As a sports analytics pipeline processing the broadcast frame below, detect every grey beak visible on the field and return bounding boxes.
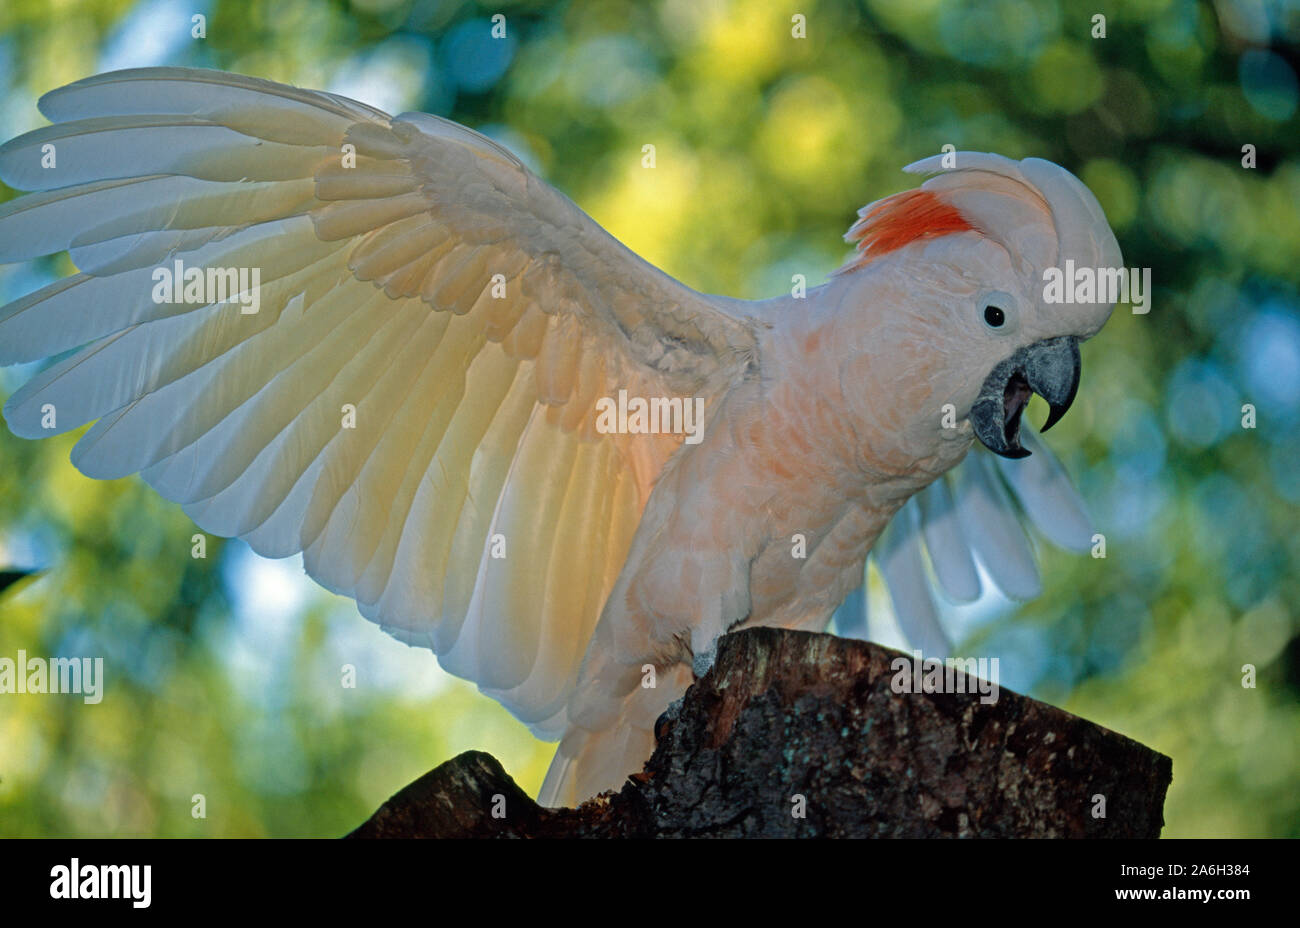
[970,336,1081,458]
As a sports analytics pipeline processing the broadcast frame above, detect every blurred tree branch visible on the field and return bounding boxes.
[0,568,37,595]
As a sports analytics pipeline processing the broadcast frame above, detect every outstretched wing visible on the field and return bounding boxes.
[0,67,758,736]
[833,431,1094,655]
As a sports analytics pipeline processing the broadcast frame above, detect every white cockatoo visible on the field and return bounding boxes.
[0,69,1121,807]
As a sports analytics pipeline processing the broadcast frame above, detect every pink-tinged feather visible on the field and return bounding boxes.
[836,189,976,273]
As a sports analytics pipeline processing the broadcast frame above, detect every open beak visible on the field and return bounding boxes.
[969,336,1081,459]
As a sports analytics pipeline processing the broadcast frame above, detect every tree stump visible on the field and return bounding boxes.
[348,627,1172,838]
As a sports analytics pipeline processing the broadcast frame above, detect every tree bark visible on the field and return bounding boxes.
[348,627,1172,838]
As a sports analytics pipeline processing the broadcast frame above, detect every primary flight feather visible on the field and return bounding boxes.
[0,68,1121,807]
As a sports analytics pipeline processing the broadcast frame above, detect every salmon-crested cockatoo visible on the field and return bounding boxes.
[0,69,1121,807]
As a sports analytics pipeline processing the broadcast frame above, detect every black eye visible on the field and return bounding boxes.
[983,305,1005,328]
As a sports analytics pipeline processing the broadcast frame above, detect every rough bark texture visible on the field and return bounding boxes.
[348,628,1172,838]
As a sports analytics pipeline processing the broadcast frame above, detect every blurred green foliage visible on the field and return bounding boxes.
[0,0,1297,837]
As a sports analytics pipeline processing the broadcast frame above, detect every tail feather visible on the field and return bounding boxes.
[537,663,692,808]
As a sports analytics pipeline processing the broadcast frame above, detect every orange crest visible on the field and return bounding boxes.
[835,189,975,274]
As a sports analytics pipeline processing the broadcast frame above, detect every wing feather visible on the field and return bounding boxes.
[835,439,1095,654]
[0,67,758,733]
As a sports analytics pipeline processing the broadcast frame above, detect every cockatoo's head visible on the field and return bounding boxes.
[833,152,1123,459]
